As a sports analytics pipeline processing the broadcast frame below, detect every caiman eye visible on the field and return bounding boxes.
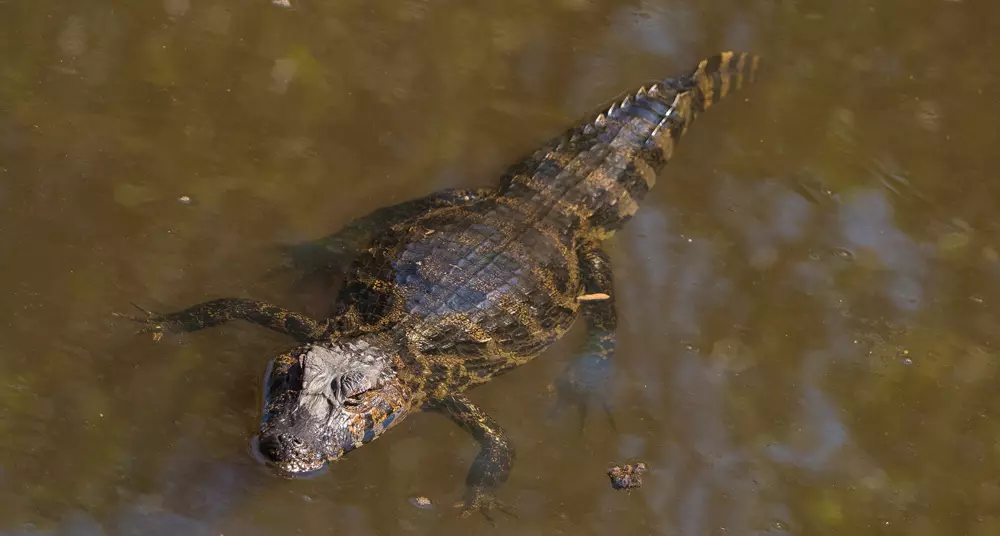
[331,370,379,411]
[342,394,364,408]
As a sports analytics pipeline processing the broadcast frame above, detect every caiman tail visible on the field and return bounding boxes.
[498,51,759,236]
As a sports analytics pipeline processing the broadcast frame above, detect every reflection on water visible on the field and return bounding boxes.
[2,0,1000,534]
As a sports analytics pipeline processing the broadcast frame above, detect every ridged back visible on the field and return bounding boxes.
[498,51,760,236]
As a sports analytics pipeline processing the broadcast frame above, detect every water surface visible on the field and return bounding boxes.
[1,0,998,534]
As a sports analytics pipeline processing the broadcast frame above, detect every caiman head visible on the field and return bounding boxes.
[255,339,413,475]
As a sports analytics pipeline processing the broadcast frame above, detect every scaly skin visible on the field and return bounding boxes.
[122,52,759,519]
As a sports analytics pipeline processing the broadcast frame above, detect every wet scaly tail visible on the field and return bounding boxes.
[499,51,760,235]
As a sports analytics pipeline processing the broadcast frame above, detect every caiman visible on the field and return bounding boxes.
[123,51,759,518]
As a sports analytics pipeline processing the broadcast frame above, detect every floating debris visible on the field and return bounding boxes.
[272,0,292,7]
[177,195,192,204]
[409,496,433,509]
[607,462,647,491]
[830,247,855,261]
[577,293,610,301]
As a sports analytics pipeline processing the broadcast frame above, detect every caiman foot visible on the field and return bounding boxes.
[112,302,169,341]
[550,351,617,433]
[455,487,516,523]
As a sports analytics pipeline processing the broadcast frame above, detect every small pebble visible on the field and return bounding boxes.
[178,195,192,204]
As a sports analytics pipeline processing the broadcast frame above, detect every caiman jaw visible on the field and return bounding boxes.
[256,433,328,475]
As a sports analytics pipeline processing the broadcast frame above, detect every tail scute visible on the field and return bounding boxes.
[639,51,758,169]
[687,51,759,113]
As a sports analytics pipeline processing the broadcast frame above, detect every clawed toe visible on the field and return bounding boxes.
[112,302,167,341]
[456,488,516,523]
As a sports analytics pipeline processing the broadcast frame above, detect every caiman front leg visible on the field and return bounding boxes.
[552,238,618,431]
[430,394,516,522]
[117,297,328,343]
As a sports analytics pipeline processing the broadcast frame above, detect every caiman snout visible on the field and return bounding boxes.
[257,433,327,475]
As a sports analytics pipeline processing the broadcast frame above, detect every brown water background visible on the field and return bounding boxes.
[1,0,999,534]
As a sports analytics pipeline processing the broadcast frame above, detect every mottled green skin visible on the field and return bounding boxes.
[125,52,758,519]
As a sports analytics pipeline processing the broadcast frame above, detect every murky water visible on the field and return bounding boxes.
[2,0,999,534]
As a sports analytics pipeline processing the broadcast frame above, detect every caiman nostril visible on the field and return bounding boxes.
[257,435,282,462]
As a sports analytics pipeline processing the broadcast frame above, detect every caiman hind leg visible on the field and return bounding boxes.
[277,187,493,282]
[430,394,516,522]
[117,297,329,343]
[552,238,618,432]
